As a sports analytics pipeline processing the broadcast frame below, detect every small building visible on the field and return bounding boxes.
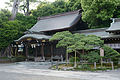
[14,10,87,61]
[75,18,120,52]
[14,10,120,61]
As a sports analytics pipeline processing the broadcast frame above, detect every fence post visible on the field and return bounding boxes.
[101,58,103,68]
[111,61,114,70]
[94,62,96,69]
[56,61,58,69]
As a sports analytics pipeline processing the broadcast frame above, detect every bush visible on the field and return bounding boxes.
[69,57,80,64]
[87,51,101,63]
[78,64,91,70]
[103,45,120,65]
[0,57,10,59]
[11,55,26,62]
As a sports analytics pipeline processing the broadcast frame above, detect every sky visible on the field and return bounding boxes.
[0,0,55,11]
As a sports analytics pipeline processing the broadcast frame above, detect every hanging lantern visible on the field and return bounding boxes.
[42,40,46,42]
[27,38,32,41]
[31,44,36,48]
[16,42,18,44]
[18,44,24,52]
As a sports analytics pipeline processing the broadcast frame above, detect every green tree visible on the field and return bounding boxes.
[86,51,100,63]
[16,13,37,29]
[67,34,103,67]
[0,20,25,50]
[66,0,81,11]
[102,45,120,64]
[49,31,73,64]
[50,31,104,68]
[0,9,11,22]
[32,0,81,18]
[81,0,117,28]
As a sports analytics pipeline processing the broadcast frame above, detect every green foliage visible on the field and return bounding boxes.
[16,13,37,29]
[80,51,101,63]
[50,31,104,66]
[67,34,104,54]
[87,51,101,63]
[49,31,73,41]
[102,45,120,60]
[69,57,80,63]
[0,9,11,22]
[50,31,104,54]
[102,45,120,65]
[0,10,36,51]
[11,55,26,62]
[0,20,24,49]
[0,0,82,51]
[32,0,81,17]
[66,0,81,11]
[81,0,118,28]
[78,64,91,70]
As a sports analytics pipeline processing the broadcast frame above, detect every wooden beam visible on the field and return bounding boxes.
[51,44,53,61]
[25,44,28,58]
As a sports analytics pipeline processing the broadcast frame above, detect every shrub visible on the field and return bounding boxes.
[11,55,26,62]
[78,64,91,70]
[69,57,80,64]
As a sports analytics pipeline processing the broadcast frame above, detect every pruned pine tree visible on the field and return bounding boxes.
[50,31,104,68]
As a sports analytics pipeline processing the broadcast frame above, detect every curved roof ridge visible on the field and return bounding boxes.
[30,10,81,32]
[38,10,81,20]
[74,28,107,33]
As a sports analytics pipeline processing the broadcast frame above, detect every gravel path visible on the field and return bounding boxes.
[0,62,120,80]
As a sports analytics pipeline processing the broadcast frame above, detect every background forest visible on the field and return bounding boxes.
[0,0,120,52]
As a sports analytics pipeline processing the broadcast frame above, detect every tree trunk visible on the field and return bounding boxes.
[66,51,69,65]
[74,50,77,68]
[11,0,20,20]
[26,0,29,16]
[3,45,13,57]
[82,49,85,63]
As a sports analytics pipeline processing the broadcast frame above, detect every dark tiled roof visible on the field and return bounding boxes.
[74,28,120,39]
[29,10,81,32]
[15,34,51,41]
[106,18,120,32]
[74,28,109,38]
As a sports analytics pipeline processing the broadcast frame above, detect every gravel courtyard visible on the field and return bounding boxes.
[0,62,120,80]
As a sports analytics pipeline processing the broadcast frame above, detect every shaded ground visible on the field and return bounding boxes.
[0,62,120,80]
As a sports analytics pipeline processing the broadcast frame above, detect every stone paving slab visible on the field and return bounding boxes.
[0,62,120,80]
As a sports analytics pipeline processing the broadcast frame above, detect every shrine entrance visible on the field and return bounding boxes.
[15,37,66,62]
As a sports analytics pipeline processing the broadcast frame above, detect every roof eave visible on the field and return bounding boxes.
[106,29,120,32]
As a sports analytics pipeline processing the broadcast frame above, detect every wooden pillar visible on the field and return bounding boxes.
[35,47,37,57]
[14,44,18,56]
[25,44,28,58]
[41,43,45,60]
[51,44,53,61]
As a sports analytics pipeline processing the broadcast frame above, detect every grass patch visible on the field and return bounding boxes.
[51,63,120,71]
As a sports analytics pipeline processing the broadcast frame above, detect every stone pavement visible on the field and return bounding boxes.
[0,62,120,80]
